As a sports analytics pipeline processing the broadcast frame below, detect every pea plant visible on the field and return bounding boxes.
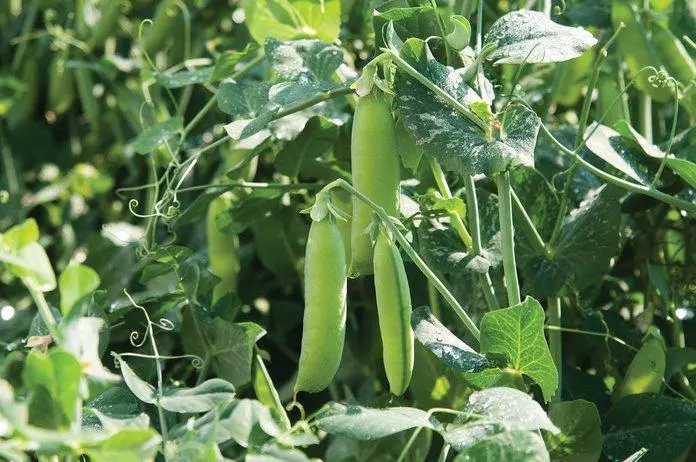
[0,0,695,460]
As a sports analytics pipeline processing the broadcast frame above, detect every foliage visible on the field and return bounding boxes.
[1,0,696,460]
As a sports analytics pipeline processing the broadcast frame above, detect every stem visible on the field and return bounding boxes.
[511,189,548,255]
[639,92,653,142]
[0,124,19,197]
[196,355,211,386]
[464,176,500,309]
[149,322,168,446]
[429,158,473,248]
[26,283,59,340]
[495,172,521,306]
[396,427,423,462]
[541,124,696,215]
[325,179,481,340]
[427,282,441,318]
[547,297,562,402]
[429,0,452,66]
[11,0,39,72]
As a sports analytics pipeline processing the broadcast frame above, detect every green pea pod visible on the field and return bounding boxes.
[614,334,665,401]
[74,66,100,128]
[7,47,39,127]
[331,189,352,263]
[207,196,240,303]
[373,230,414,396]
[88,0,122,50]
[295,217,347,393]
[141,0,181,57]
[48,49,75,116]
[650,22,696,85]
[350,89,400,276]
[554,49,596,107]
[612,0,673,102]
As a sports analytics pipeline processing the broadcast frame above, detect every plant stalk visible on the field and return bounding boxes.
[547,296,562,402]
[495,172,521,306]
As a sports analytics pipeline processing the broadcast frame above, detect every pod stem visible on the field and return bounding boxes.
[548,296,562,403]
[495,171,521,306]
[323,179,481,341]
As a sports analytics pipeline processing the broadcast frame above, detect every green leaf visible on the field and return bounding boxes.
[0,218,39,252]
[241,0,341,45]
[83,428,161,462]
[0,242,57,292]
[546,400,602,462]
[160,379,235,413]
[131,116,183,155]
[484,10,597,64]
[275,116,338,177]
[24,350,82,428]
[417,224,494,277]
[603,394,696,462]
[395,39,540,176]
[411,306,490,373]
[585,123,652,184]
[86,387,140,417]
[665,347,696,381]
[444,387,559,450]
[59,263,100,317]
[315,403,441,441]
[454,431,550,462]
[479,297,558,402]
[211,45,257,82]
[111,354,157,404]
[156,67,214,89]
[252,354,291,430]
[181,314,266,387]
[217,81,271,118]
[373,6,441,50]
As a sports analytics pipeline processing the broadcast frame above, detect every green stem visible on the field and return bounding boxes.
[547,296,562,402]
[639,92,653,142]
[26,283,59,340]
[429,0,452,66]
[196,355,211,386]
[464,176,500,309]
[396,427,423,462]
[511,189,548,255]
[325,179,481,340]
[11,0,39,72]
[541,124,696,215]
[495,172,521,306]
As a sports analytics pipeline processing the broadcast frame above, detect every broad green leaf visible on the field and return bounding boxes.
[83,428,161,462]
[479,297,558,402]
[484,10,597,65]
[1,242,57,292]
[24,350,82,428]
[454,431,550,462]
[0,218,38,252]
[86,387,140,417]
[181,314,266,388]
[584,123,651,184]
[241,0,340,45]
[603,394,696,462]
[156,67,213,89]
[417,224,494,277]
[217,81,271,118]
[111,354,157,404]
[546,400,602,462]
[211,45,257,82]
[59,263,100,317]
[315,403,441,440]
[395,39,540,176]
[411,306,490,373]
[159,379,235,413]
[131,116,183,155]
[275,116,338,177]
[444,387,559,450]
[373,6,441,50]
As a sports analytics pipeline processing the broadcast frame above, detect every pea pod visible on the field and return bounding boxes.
[373,229,414,395]
[613,334,665,401]
[295,217,347,393]
[48,49,75,116]
[596,66,628,127]
[350,89,400,276]
[650,22,696,85]
[207,195,240,303]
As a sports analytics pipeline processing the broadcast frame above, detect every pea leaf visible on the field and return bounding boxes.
[584,123,652,184]
[373,6,441,50]
[546,400,602,462]
[484,10,597,65]
[156,67,214,89]
[395,38,540,176]
[479,297,558,402]
[211,45,257,82]
[444,387,559,451]
[83,428,161,461]
[131,117,183,155]
[315,403,441,441]
[274,116,339,177]
[111,354,157,405]
[1,242,57,292]
[453,431,550,462]
[59,263,100,317]
[160,379,235,413]
[603,394,696,462]
[241,0,340,45]
[218,81,272,118]
[411,306,490,373]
